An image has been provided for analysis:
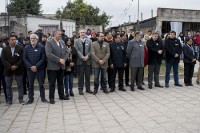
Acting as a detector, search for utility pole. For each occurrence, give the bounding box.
[151,9,153,18]
[137,0,140,31]
[6,0,10,35]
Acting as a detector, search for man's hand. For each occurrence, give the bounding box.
[98,60,104,65]
[192,58,196,62]
[124,63,127,68]
[30,66,37,72]
[174,54,179,58]
[59,59,65,65]
[84,55,89,61]
[11,66,17,71]
[82,55,89,62]
[69,62,74,67]
[158,50,162,54]
[110,64,114,69]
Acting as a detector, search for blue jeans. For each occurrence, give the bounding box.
[5,75,23,102]
[93,67,107,90]
[27,69,45,102]
[165,62,179,85]
[64,71,73,93]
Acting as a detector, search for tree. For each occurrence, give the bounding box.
[7,0,42,15]
[56,0,111,27]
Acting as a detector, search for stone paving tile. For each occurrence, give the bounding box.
[1,80,200,132]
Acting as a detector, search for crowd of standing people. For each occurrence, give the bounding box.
[0,28,200,105]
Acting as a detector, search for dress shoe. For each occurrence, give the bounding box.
[185,84,189,86]
[6,101,12,105]
[165,84,169,88]
[155,84,163,88]
[103,89,109,94]
[126,84,130,86]
[196,81,200,85]
[138,86,145,90]
[60,96,70,100]
[86,90,93,94]
[188,84,193,86]
[41,99,48,103]
[50,99,55,104]
[119,88,126,91]
[93,89,98,95]
[130,87,135,91]
[79,91,84,95]
[24,101,33,105]
[65,92,69,97]
[19,100,26,104]
[148,85,152,89]
[70,91,74,97]
[175,84,183,87]
[110,88,115,93]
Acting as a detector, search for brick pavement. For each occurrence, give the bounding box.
[1,80,200,133]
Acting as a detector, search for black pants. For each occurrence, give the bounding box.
[131,67,144,88]
[23,67,28,94]
[184,63,195,85]
[148,64,161,86]
[0,71,7,100]
[111,67,124,89]
[47,69,65,99]
[77,63,91,91]
[107,67,113,88]
[125,64,129,85]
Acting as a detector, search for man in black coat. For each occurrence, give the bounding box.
[109,34,126,92]
[1,35,25,105]
[147,32,164,89]
[0,44,7,101]
[164,31,183,88]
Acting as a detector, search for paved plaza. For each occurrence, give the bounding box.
[1,79,200,133]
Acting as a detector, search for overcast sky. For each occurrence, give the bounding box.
[1,0,199,27]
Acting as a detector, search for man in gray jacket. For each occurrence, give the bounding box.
[126,31,145,91]
[45,30,69,104]
[74,29,93,95]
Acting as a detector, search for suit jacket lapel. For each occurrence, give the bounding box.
[52,39,61,51]
[78,39,83,50]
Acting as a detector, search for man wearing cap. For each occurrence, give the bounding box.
[61,30,68,42]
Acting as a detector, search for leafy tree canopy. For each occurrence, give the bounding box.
[7,0,42,15]
[56,0,112,26]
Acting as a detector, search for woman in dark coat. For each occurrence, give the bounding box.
[183,38,196,86]
[64,38,77,97]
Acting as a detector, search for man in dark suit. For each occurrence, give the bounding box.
[23,34,47,105]
[0,43,7,102]
[45,30,69,104]
[110,34,127,92]
[165,31,183,88]
[121,33,130,86]
[1,35,25,105]
[126,29,134,41]
[146,32,164,89]
[74,29,93,95]
[183,38,196,86]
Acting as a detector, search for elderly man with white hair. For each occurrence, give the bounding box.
[23,34,47,105]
